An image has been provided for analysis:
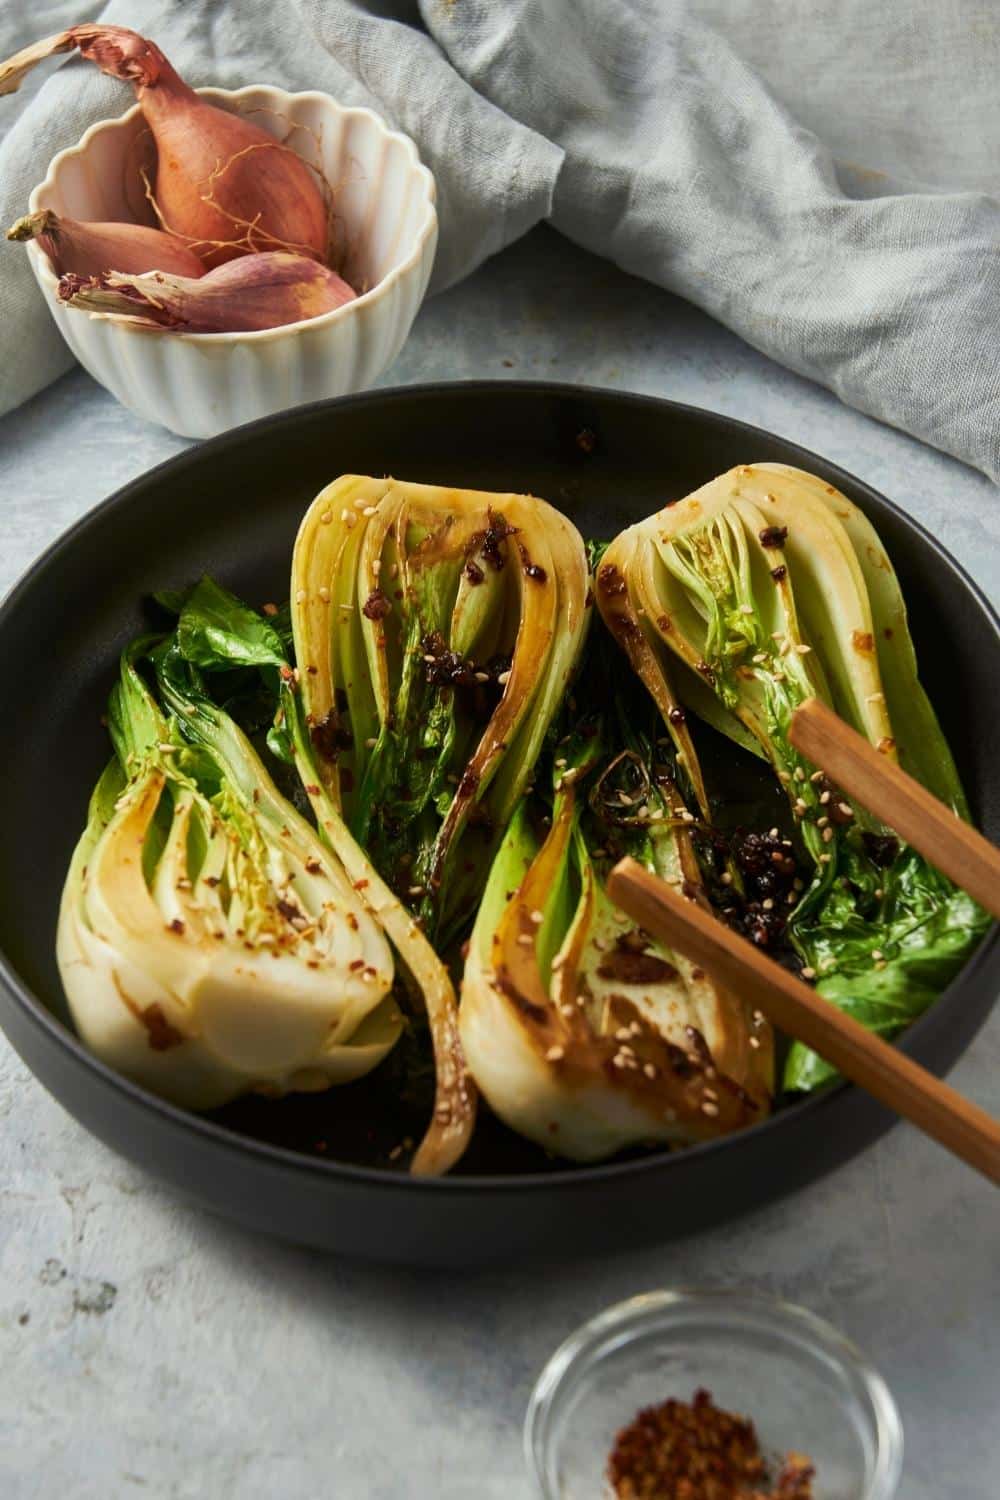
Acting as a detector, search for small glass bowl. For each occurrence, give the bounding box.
[524,1288,903,1499]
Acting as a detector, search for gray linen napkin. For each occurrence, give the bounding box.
[2,0,998,484]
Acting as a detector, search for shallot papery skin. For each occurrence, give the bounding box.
[7,209,204,279]
[0,26,329,269]
[58,252,357,333]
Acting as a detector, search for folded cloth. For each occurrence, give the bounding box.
[2,0,998,485]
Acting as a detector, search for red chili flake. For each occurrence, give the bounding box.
[518,543,548,583]
[362,587,392,621]
[463,559,485,586]
[139,1004,185,1053]
[607,1388,816,1499]
[304,784,321,796]
[168,918,185,935]
[262,603,279,617]
[758,525,788,548]
[576,427,597,453]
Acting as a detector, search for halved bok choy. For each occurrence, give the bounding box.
[289,476,591,947]
[600,464,989,1089]
[165,574,479,1174]
[459,650,772,1161]
[57,637,400,1111]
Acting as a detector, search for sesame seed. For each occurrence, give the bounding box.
[810,770,825,783]
[516,934,533,947]
[721,871,733,885]
[822,827,834,843]
[701,1101,720,1117]
[871,949,884,961]
[318,586,331,603]
[794,798,807,815]
[362,506,377,516]
[749,1035,761,1049]
[703,1087,718,1101]
[739,604,754,616]
[320,510,332,525]
[874,888,884,900]
[777,771,791,784]
[530,909,544,924]
[866,691,885,703]
[753,652,767,664]
[819,853,832,863]
[820,790,831,804]
[801,966,816,979]
[786,891,797,904]
[762,898,774,910]
[769,827,780,838]
[643,1063,657,1079]
[794,768,805,782]
[817,816,829,828]
[296,588,307,603]
[474,671,489,683]
[838,803,853,818]
[545,1045,565,1062]
[365,736,378,749]
[794,643,812,654]
[497,670,511,686]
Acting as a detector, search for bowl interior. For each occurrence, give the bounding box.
[32,87,434,294]
[0,384,996,1182]
[525,1292,902,1500]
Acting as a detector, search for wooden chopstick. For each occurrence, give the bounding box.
[606,858,1000,1184]
[789,697,1000,921]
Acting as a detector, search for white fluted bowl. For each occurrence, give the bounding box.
[26,86,437,438]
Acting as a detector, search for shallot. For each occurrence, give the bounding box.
[0,26,329,268]
[58,252,357,333]
[7,208,204,279]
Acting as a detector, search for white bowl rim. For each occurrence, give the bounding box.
[26,83,438,344]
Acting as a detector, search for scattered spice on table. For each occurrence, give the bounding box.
[606,1387,815,1499]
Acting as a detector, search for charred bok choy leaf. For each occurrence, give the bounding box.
[289,477,591,943]
[57,636,400,1111]
[459,638,772,1161]
[600,463,989,1090]
[167,574,478,1175]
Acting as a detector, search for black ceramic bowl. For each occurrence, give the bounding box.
[0,383,995,1267]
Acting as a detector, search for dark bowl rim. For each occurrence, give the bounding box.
[1,378,996,1195]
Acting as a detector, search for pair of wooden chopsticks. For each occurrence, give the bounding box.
[607,698,1000,1185]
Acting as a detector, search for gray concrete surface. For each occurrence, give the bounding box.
[0,227,997,1500]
